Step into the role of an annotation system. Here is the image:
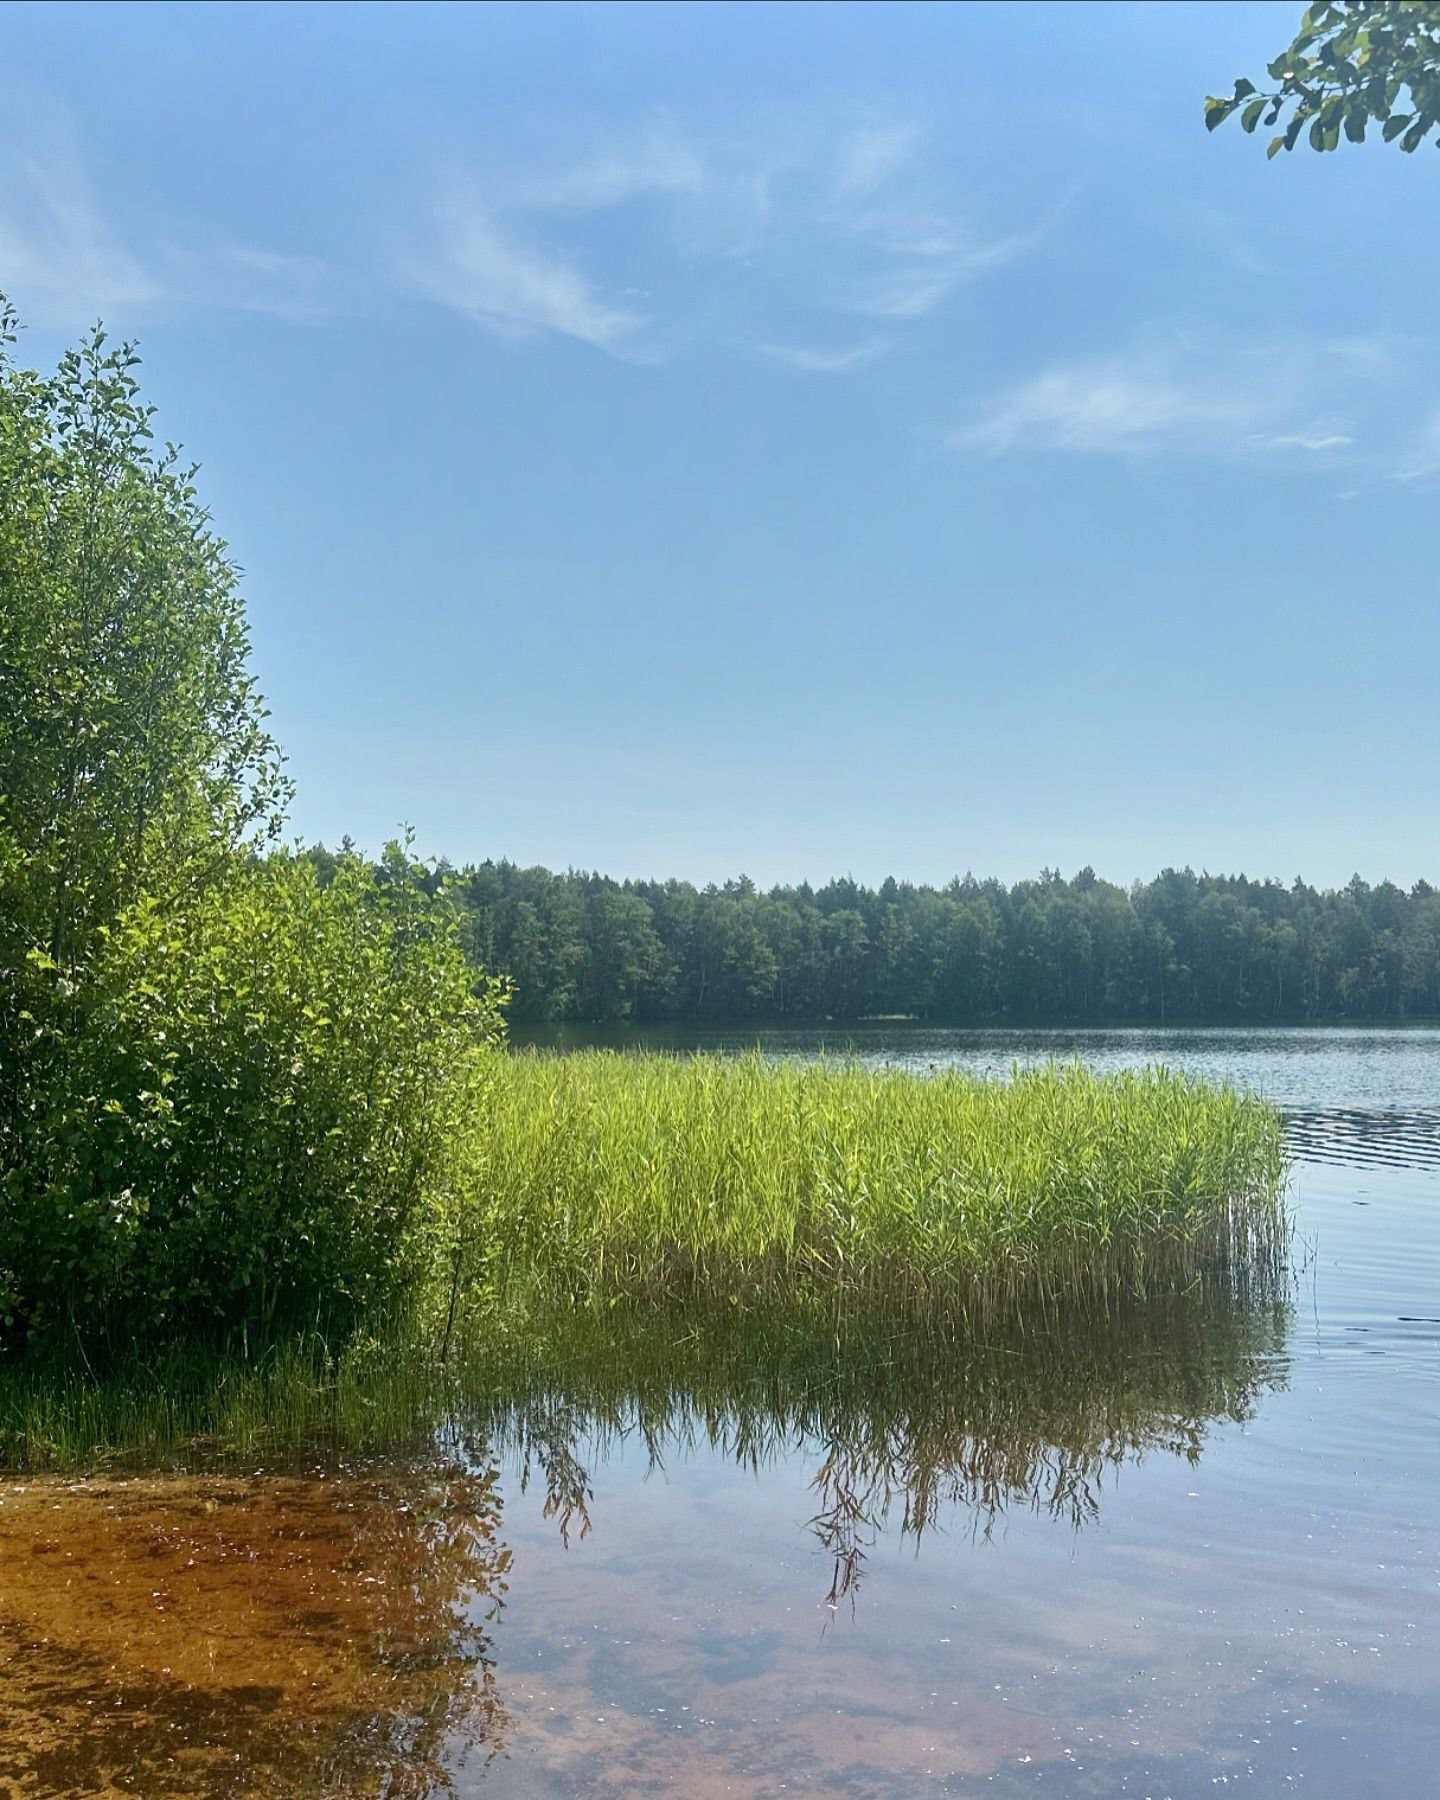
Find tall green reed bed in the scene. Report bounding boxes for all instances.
[483,1052,1287,1315]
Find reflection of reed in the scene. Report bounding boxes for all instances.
[1284,1106,1440,1172]
[514,1409,595,1549]
[479,1268,1291,1613]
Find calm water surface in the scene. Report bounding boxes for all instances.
[2,1028,1436,1797]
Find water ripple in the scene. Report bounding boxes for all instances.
[1282,1105,1440,1172]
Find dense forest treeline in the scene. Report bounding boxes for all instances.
[307,850,1440,1026]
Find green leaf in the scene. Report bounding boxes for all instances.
[1233,77,1258,101]
[1401,119,1428,151]
[1205,96,1234,131]
[1241,98,1267,132]
[1267,134,1287,159]
[1382,114,1413,140]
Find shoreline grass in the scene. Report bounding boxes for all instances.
[482,1051,1287,1315]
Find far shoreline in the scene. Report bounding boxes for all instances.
[511,1016,1440,1041]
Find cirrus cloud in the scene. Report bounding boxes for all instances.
[402,105,1045,363]
[954,327,1385,463]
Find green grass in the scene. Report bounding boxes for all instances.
[481,1051,1287,1315]
[0,1335,454,1471]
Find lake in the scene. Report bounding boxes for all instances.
[2,1027,1437,1797]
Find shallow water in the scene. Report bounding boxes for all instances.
[3,1028,1437,1797]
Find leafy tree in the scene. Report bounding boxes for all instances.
[1206,2,1440,155]
[0,304,288,977]
[579,887,670,1022]
[1,300,290,1229]
[0,302,505,1356]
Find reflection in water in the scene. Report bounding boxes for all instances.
[1284,1104,1440,1171]
[485,1271,1291,1616]
[0,1460,508,1797]
[0,1271,1291,1795]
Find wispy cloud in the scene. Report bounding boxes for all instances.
[404,106,1042,362]
[0,140,159,323]
[4,99,1042,370]
[169,243,335,321]
[754,337,892,373]
[403,187,644,351]
[1391,410,1440,485]
[0,119,335,329]
[955,329,1376,462]
[820,129,1049,324]
[1253,431,1354,452]
[841,222,1036,323]
[831,122,924,206]
[854,265,960,322]
[508,125,704,214]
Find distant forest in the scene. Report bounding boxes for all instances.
[307,851,1440,1026]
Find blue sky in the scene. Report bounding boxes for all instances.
[3,0,1436,888]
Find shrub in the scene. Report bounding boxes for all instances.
[2,850,505,1355]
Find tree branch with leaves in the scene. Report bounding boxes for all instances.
[1206,1,1440,155]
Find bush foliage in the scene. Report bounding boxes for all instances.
[0,301,504,1359]
[4,853,503,1351]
